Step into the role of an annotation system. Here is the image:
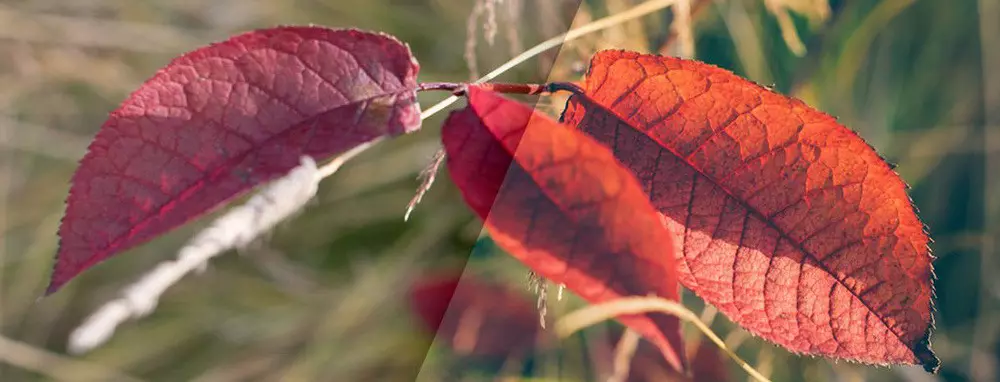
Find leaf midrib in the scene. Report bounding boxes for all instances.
[571,93,916,353]
[69,87,414,263]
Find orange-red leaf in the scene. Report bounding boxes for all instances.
[560,50,938,371]
[442,86,686,371]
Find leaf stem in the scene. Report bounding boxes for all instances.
[418,0,679,121]
[417,81,582,95]
[406,0,678,218]
[554,296,772,382]
[416,82,463,93]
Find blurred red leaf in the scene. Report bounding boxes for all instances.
[560,50,938,371]
[442,86,686,372]
[688,341,731,382]
[595,328,730,382]
[49,27,421,294]
[408,272,541,358]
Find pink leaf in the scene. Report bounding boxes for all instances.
[49,26,421,294]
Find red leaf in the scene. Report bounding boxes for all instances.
[560,50,938,371]
[597,329,730,382]
[408,272,541,358]
[49,27,421,294]
[688,341,731,382]
[442,86,686,372]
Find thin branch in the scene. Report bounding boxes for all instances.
[405,0,680,218]
[418,0,679,121]
[554,296,772,382]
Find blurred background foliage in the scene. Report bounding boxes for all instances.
[0,0,997,381]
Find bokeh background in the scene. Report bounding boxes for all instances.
[1,0,997,381]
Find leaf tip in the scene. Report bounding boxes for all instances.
[42,277,64,297]
[43,247,72,297]
[914,327,941,373]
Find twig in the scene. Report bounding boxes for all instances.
[554,296,772,382]
[0,335,141,382]
[419,0,679,121]
[69,155,325,354]
[406,0,680,217]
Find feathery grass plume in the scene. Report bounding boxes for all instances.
[404,148,445,222]
[405,0,682,220]
[502,0,522,57]
[464,0,484,80]
[483,0,499,45]
[68,155,322,354]
[527,270,548,329]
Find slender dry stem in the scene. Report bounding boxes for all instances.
[404,148,446,221]
[419,0,679,120]
[555,296,771,382]
[406,0,680,217]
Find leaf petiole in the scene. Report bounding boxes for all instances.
[416,81,582,96]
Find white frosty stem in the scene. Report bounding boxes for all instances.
[68,155,322,354]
